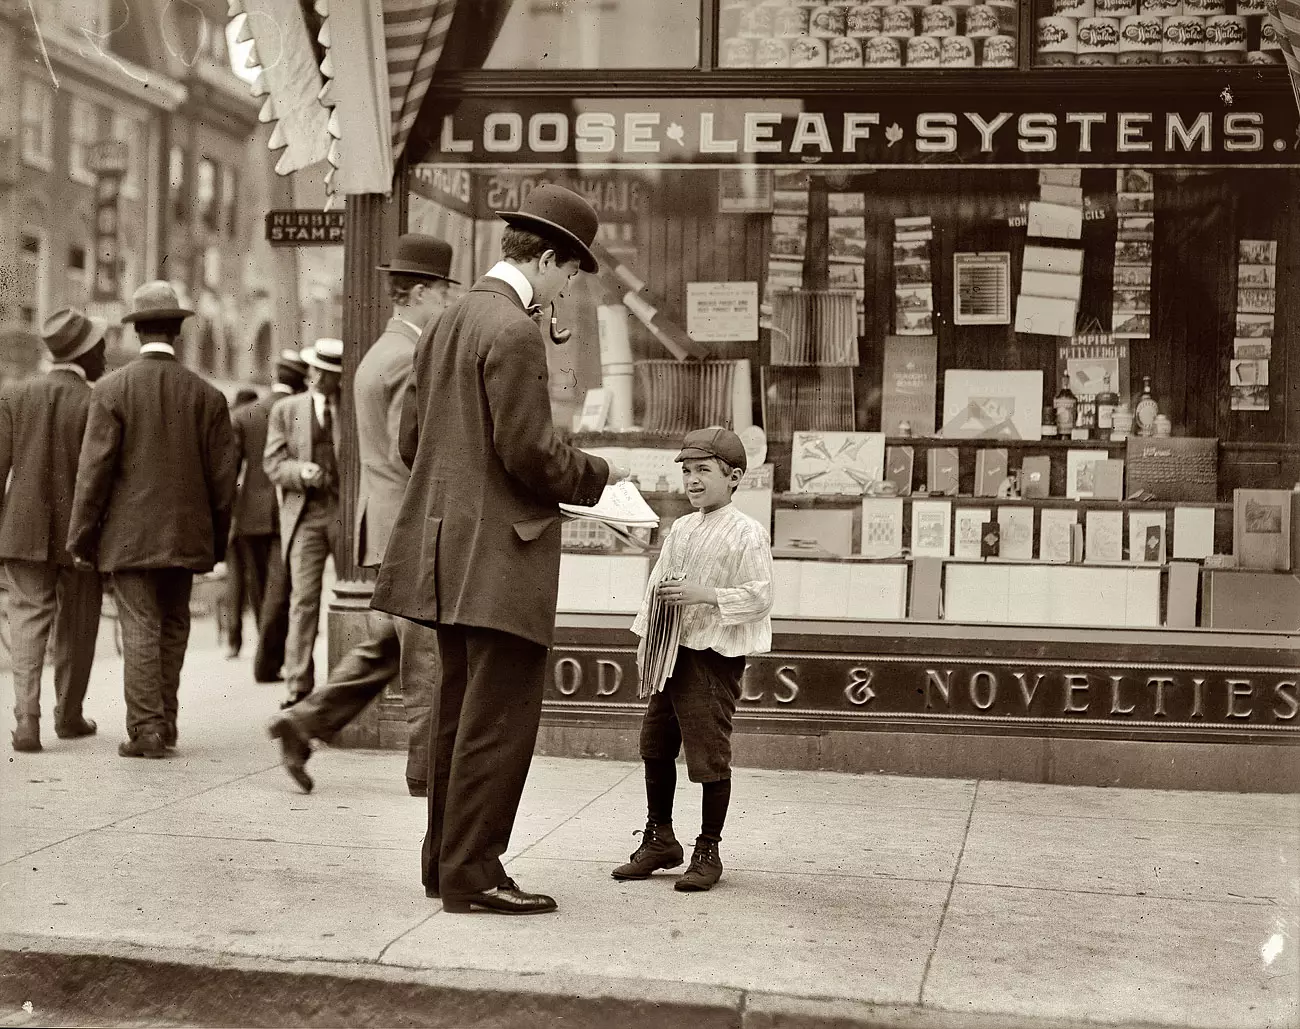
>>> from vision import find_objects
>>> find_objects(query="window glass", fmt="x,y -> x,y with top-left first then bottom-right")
197,158 -> 218,228
442,0 -> 700,70
21,79 -> 53,169
69,97 -> 99,185
169,146 -> 186,221
111,113 -> 142,198
220,166 -> 238,236
67,243 -> 89,303
18,231 -> 45,329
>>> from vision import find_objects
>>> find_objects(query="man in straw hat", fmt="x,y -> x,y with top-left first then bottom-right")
0,309 -> 108,752
264,337 -> 344,709
67,282 -> 239,758
373,185 -> 630,915
269,234 -> 456,795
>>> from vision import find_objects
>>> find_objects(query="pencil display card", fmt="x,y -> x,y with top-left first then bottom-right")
953,507 -> 991,559
1172,506 -> 1216,559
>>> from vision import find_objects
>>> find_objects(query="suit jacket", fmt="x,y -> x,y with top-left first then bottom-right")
372,276 -> 608,648
231,390 -> 286,538
354,317 -> 421,568
0,367 -> 94,566
263,389 -> 340,557
67,352 -> 239,572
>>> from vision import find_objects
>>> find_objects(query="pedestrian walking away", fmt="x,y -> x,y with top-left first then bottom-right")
372,184 -> 630,916
221,387 -> 261,658
614,427 -> 773,893
0,309 -> 108,753
264,338 -> 344,709
66,282 -> 239,759
270,233 -> 457,796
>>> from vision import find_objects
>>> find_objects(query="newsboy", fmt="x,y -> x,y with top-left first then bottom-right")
372,185 -> 628,915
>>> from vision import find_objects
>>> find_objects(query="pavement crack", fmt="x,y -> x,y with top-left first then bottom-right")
505,763 -> 640,865
918,778 -> 978,1005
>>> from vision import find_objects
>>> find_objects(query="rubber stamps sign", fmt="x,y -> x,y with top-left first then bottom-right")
546,650 -> 1300,730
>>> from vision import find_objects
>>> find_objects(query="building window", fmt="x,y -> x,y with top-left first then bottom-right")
59,0 -> 108,35
220,166 -> 238,236
202,246 -> 221,289
169,145 -> 186,222
18,231 -> 47,329
68,243 -> 89,304
111,113 -> 142,199
196,157 -> 217,229
20,79 -> 53,170
69,97 -> 100,185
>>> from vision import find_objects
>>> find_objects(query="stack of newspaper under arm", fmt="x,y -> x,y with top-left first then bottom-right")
636,574 -> 684,698
559,480 -> 659,549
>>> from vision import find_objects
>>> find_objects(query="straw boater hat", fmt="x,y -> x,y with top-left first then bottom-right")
41,308 -> 107,362
496,184 -> 600,274
301,337 -> 343,374
376,234 -> 459,282
120,280 -> 195,324
275,348 -> 309,377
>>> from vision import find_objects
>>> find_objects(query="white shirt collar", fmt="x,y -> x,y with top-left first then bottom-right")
50,362 -> 88,381
272,383 -> 293,395
485,261 -> 535,309
395,315 -> 423,337
140,343 -> 175,357
311,389 -> 333,422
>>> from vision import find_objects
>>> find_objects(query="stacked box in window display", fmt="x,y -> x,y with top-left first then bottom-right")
1037,0 -> 1280,64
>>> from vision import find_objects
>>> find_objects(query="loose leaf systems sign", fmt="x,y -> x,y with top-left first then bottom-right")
427,93 -> 1300,167
266,210 -> 345,245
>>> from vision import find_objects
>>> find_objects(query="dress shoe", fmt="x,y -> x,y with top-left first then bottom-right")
118,733 -> 166,759
612,822 -> 684,880
268,714 -> 313,792
424,884 -> 439,899
674,837 -> 723,892
441,877 -> 557,915
11,717 -> 41,753
55,717 -> 97,740
407,778 -> 428,798
279,693 -> 309,710
162,722 -> 177,750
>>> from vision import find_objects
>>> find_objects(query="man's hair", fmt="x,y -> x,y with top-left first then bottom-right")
388,273 -> 445,306
501,226 -> 583,269
133,318 -> 184,340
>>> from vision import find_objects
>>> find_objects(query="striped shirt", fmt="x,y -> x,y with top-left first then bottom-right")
632,503 -> 773,658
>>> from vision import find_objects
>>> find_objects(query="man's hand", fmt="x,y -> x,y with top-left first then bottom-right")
606,459 -> 631,485
69,553 -> 95,573
300,461 -> 323,486
657,581 -> 717,607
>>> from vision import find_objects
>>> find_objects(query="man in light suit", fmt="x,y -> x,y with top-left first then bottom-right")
264,339 -> 343,708
269,235 -> 455,795
67,282 -> 238,758
373,186 -> 629,915
0,309 -> 107,752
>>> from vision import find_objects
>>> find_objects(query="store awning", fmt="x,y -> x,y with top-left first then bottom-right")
1272,0 -> 1300,115
230,0 -> 459,196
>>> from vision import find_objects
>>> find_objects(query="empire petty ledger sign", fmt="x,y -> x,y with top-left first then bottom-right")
427,92 -> 1300,167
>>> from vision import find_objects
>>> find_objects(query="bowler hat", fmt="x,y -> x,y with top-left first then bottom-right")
121,280 -> 195,325
497,184 -> 600,274
675,426 -> 748,473
301,337 -> 343,374
376,233 -> 459,282
276,348 -> 308,375
41,308 -> 107,362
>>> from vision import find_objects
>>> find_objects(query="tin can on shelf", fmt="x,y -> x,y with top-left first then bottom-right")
964,5 -> 1004,35
1162,14 -> 1206,50
1078,16 -> 1121,50
1140,0 -> 1181,15
1095,0 -> 1139,17
742,3 -> 777,36
1053,0 -> 1095,15
982,33 -> 1018,64
941,34 -> 978,62
1246,48 -> 1282,62
864,33 -> 905,62
1203,47 -> 1244,62
828,34 -> 866,62
1077,50 -> 1118,62
907,33 -> 944,62
1119,14 -> 1163,50
1234,0 -> 1268,12
791,35 -> 831,63
1261,18 -> 1283,48
922,5 -> 959,34
847,4 -> 884,34
1205,14 -> 1247,49
774,5 -> 813,35
756,36 -> 793,64
809,4 -> 849,34
1038,15 -> 1079,52
883,5 -> 918,35
1182,0 -> 1226,14
719,36 -> 758,66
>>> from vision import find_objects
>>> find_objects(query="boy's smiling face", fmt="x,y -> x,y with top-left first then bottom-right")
681,457 -> 737,513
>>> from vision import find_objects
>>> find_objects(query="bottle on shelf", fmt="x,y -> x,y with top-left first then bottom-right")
1134,375 -> 1159,437
1095,372 -> 1119,433
1053,372 -> 1077,436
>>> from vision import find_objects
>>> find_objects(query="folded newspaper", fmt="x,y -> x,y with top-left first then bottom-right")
559,480 -> 659,528
636,574 -> 683,698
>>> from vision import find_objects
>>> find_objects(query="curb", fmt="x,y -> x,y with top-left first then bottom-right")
0,936 -> 1177,1029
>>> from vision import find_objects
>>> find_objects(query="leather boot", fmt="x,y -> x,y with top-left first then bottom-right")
55,716 -> 97,740
611,822 -> 684,880
674,837 -> 723,892
11,717 -> 41,753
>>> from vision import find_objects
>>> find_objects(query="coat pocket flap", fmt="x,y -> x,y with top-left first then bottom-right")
513,515 -> 557,541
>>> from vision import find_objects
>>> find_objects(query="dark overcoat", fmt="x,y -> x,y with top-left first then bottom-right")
0,368 -> 94,567
67,352 -> 238,572
230,390 -> 283,538
371,277 -> 608,648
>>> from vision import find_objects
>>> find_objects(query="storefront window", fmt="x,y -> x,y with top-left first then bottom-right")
720,0 -> 1021,68
439,0 -> 700,70
1033,0 -> 1284,66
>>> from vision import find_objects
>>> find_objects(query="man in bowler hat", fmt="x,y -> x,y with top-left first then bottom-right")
67,282 -> 239,758
264,338 -> 344,708
269,234 -> 455,795
373,185 -> 630,915
0,309 -> 108,752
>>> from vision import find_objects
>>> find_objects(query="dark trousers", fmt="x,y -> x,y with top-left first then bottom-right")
6,559 -> 102,726
291,611 -> 436,786
111,569 -> 193,739
422,624 -> 549,899
253,540 -> 292,683
223,534 -> 273,653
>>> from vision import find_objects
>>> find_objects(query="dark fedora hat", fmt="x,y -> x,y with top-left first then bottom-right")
376,233 -> 459,282
497,184 -> 600,274
121,280 -> 195,325
275,347 -> 308,375
41,308 -> 108,362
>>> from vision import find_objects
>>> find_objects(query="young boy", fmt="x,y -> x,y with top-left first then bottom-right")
614,426 -> 773,892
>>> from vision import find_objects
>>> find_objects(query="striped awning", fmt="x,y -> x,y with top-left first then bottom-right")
1271,0 -> 1300,115
384,0 -> 458,165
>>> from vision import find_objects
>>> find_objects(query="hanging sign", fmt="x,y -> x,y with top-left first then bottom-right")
265,210 -> 346,245
92,169 -> 123,303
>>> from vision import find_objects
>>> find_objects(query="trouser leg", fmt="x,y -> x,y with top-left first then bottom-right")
282,509 -> 332,700
222,539 -> 245,651
6,560 -> 58,722
254,539 -> 289,682
291,610 -> 399,739
111,571 -> 167,738
51,565 -> 103,728
422,625 -> 466,894
157,570 -> 193,735
395,618 -> 437,789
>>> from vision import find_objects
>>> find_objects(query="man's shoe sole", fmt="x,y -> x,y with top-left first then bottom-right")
674,877 -> 720,892
441,897 -> 557,915
611,858 -> 684,881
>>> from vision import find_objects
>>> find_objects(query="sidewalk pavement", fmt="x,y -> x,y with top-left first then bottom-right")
1,633 -> 1297,1029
